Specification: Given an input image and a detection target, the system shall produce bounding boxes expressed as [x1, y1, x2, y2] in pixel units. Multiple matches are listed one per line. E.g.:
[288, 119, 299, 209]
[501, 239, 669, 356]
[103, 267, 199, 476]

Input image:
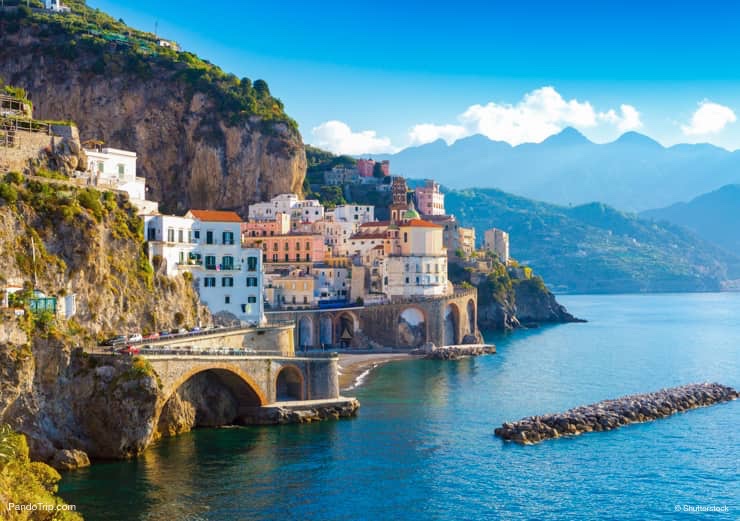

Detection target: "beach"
[338, 353, 416, 391]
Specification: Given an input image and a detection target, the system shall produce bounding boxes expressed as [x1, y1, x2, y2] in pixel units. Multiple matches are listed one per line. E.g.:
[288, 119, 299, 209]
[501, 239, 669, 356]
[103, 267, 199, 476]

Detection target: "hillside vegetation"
[446, 188, 740, 293]
[0, 1, 306, 214]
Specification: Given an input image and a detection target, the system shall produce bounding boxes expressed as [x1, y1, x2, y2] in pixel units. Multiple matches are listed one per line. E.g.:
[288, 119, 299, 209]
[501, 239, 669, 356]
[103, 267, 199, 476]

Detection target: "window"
[222, 277, 234, 287]
[204, 277, 216, 287]
[206, 231, 213, 245]
[247, 277, 258, 287]
[248, 296, 257, 303]
[147, 228, 156, 241]
[404, 232, 408, 243]
[284, 241, 289, 251]
[194, 230, 200, 240]
[205, 255, 216, 270]
[272, 254, 278, 262]
[296, 242, 301, 250]
[222, 256, 234, 270]
[405, 277, 410, 283]
[306, 254, 311, 261]
[178, 229, 184, 243]
[167, 228, 174, 242]
[117, 163, 125, 179]
[188, 231, 193, 243]
[303, 296, 308, 304]
[284, 254, 289, 262]
[223, 231, 234, 245]
[247, 257, 258, 271]
[96, 161, 104, 173]
[416, 277, 420, 284]
[273, 243, 279, 251]
[306, 242, 311, 250]
[225, 296, 231, 304]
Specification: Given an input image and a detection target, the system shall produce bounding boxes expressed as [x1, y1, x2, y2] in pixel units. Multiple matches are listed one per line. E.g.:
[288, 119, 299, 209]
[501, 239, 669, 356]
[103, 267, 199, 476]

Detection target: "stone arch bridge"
[266, 287, 479, 349]
[147, 353, 340, 409]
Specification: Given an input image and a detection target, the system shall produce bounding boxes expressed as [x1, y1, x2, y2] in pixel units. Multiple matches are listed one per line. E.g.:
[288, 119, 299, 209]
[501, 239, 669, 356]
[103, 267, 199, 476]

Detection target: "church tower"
[389, 176, 409, 223]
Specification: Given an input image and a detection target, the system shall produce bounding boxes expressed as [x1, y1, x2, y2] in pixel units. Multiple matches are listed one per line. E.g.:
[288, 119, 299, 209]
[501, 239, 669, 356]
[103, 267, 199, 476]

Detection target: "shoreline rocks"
[238, 398, 360, 425]
[495, 383, 738, 445]
[413, 343, 496, 360]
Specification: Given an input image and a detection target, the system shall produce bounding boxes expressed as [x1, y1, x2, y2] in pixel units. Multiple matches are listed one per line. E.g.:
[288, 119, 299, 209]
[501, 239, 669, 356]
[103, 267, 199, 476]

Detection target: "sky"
[89, 0, 740, 154]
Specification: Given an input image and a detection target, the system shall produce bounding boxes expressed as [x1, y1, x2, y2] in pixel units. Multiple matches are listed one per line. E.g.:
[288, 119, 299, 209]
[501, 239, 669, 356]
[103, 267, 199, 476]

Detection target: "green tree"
[372, 162, 385, 178]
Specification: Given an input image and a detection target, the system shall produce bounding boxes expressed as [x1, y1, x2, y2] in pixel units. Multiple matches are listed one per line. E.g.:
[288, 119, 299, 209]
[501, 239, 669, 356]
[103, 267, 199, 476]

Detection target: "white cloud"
[408, 123, 468, 146]
[406, 86, 642, 147]
[310, 120, 397, 155]
[681, 100, 736, 136]
[598, 104, 643, 132]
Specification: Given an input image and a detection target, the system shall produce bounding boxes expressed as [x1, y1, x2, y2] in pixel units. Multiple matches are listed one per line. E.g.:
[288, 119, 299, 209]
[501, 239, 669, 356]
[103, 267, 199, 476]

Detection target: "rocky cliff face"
[0, 177, 211, 463]
[0, 17, 306, 215]
[451, 263, 582, 331]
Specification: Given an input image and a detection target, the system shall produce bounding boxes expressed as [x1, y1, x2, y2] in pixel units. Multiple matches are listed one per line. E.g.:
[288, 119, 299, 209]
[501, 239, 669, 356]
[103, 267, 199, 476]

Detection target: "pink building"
[243, 233, 326, 264]
[415, 179, 445, 216]
[241, 213, 291, 238]
[357, 159, 390, 178]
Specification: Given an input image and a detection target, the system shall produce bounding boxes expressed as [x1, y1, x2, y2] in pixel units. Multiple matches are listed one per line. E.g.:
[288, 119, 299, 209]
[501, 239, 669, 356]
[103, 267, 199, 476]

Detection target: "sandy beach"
[338, 353, 416, 391]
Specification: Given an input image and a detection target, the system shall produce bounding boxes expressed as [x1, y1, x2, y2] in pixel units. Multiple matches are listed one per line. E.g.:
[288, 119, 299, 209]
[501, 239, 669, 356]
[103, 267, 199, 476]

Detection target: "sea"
[59, 293, 740, 520]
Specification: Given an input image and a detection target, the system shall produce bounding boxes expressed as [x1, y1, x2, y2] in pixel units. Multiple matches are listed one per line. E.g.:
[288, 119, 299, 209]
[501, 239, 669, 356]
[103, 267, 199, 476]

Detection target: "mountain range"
[443, 188, 740, 293]
[641, 184, 740, 255]
[370, 129, 740, 212]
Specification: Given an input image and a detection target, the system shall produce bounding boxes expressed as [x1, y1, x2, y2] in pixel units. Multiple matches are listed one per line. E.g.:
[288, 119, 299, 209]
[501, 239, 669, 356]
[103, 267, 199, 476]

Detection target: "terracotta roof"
[403, 219, 443, 228]
[188, 209, 243, 223]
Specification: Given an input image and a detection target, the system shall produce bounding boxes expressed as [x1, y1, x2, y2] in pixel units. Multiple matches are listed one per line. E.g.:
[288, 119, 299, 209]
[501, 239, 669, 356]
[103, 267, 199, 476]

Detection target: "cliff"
[0, 5, 306, 215]
[449, 261, 582, 331]
[0, 173, 211, 463]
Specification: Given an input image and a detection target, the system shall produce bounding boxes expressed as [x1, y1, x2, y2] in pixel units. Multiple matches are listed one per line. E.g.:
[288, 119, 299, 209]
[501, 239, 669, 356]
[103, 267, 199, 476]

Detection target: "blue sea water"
[59, 293, 739, 520]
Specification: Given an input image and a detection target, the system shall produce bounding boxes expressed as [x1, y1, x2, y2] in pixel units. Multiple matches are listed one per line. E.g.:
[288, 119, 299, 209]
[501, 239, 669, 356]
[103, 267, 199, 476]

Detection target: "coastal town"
[1, 87, 512, 352]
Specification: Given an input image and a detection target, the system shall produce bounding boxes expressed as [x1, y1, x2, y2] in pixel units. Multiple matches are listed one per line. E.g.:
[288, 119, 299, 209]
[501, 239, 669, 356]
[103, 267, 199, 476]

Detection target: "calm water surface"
[60, 293, 740, 520]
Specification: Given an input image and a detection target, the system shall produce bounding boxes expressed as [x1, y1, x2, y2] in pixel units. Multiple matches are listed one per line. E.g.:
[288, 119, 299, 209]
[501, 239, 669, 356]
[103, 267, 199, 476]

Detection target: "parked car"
[102, 335, 127, 346]
[116, 345, 140, 355]
[189, 326, 201, 333]
[176, 328, 188, 335]
[128, 333, 143, 343]
[159, 330, 171, 337]
[143, 332, 160, 340]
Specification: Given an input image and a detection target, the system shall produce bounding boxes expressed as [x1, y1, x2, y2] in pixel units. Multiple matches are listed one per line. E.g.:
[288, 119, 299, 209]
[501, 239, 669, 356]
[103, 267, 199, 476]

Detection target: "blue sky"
[90, 0, 740, 153]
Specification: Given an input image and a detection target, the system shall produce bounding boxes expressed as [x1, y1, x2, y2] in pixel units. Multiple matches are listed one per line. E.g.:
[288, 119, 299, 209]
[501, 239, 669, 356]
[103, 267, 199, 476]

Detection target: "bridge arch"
[398, 306, 427, 347]
[162, 364, 268, 407]
[335, 311, 359, 347]
[275, 365, 305, 401]
[298, 315, 314, 349]
[444, 303, 460, 345]
[319, 314, 333, 346]
[467, 299, 476, 335]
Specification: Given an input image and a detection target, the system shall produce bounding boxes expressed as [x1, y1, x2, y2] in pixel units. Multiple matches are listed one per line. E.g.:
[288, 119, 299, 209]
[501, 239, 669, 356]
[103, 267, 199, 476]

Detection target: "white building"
[84, 145, 158, 214]
[144, 214, 197, 276]
[386, 220, 449, 298]
[248, 194, 325, 226]
[45, 0, 71, 12]
[312, 264, 350, 301]
[311, 219, 357, 256]
[415, 179, 446, 216]
[330, 204, 375, 224]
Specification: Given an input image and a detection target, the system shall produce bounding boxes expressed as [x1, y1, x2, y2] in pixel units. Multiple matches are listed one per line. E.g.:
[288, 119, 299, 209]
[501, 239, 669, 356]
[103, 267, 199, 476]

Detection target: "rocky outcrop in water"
[239, 398, 360, 425]
[414, 343, 496, 360]
[494, 383, 738, 445]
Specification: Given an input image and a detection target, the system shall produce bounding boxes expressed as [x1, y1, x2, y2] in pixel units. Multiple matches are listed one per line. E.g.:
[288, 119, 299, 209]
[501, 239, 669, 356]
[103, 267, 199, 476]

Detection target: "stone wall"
[142, 324, 295, 355]
[265, 287, 479, 349]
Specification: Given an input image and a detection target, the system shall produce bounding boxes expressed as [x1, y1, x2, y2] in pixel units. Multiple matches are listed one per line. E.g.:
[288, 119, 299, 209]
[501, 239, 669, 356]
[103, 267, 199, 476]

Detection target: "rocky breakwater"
[239, 398, 360, 425]
[414, 342, 496, 360]
[495, 383, 738, 445]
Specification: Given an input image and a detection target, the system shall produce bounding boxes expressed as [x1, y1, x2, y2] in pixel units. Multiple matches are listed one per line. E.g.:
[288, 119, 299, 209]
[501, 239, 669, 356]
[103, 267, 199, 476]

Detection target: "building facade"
[415, 179, 446, 216]
[484, 228, 510, 264]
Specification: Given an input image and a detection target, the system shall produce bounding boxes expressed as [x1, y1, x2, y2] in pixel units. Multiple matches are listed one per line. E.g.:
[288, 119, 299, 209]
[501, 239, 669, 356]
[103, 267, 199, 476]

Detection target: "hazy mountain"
[371, 129, 740, 212]
[444, 188, 740, 293]
[641, 184, 740, 254]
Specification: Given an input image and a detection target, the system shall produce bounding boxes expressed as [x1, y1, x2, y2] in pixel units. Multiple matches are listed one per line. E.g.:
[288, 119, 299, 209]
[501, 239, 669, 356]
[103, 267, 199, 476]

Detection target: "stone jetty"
[495, 383, 738, 445]
[412, 343, 496, 360]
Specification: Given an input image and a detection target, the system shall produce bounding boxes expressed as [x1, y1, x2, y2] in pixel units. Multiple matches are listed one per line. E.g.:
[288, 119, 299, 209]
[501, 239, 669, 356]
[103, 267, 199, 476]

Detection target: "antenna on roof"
[154, 20, 158, 37]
